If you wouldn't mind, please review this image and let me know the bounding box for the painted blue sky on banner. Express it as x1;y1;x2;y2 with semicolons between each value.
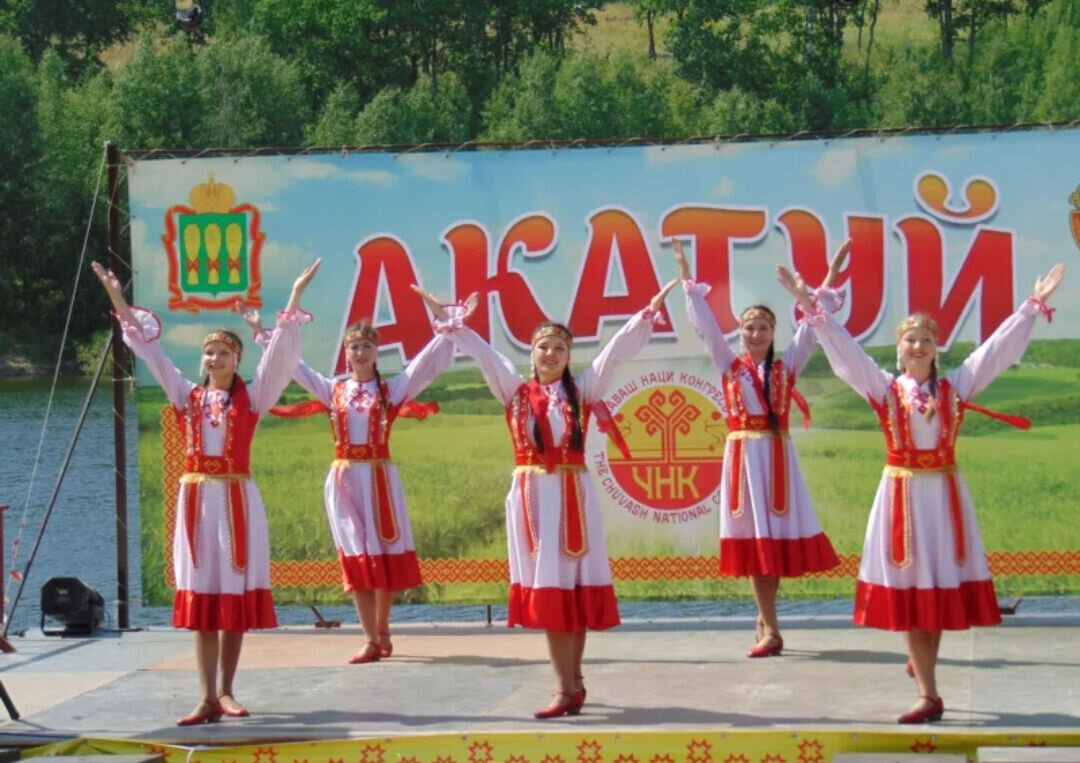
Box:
127;129;1080;384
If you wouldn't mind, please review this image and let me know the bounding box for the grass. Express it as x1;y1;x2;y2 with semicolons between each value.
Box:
137;341;1080;605
571;1;939;63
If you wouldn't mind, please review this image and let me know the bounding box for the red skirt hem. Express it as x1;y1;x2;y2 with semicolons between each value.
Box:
507;583;620;633
172;589;277;632
719;533;840;577
854;579;1002;631
339;549;423;592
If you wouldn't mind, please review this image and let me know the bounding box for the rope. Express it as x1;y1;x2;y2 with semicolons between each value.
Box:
3;144;107;626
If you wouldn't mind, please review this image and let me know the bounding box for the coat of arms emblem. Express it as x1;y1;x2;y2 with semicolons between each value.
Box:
162;177;263;312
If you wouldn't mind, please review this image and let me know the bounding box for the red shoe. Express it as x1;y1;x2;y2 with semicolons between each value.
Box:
218;694;249;718
898;696;944;724
534;690;584;719
177;700;223;726
378;631;393;659
905;659;915;678
348;641;382;664
747;634;783;658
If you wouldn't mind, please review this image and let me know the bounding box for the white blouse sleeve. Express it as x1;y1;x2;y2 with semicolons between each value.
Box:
387;333;454;405
248;309;308;416
812;312;892;404
445;327;524;407
252;327;334;407
950;300;1042;401
683;280;737;376
782;287;842;375
117;307;193;409
580;309;658;403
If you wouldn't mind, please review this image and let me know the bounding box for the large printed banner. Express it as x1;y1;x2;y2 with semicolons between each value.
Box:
128;130;1080;604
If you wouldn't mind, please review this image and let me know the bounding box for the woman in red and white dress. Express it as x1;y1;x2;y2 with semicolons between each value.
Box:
92;258;320;726
779;257;1065;724
420;280;677;719
244;291;477;664
672;241;843;658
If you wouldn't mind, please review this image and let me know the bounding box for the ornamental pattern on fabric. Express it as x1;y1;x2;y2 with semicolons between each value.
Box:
29;730;1080;763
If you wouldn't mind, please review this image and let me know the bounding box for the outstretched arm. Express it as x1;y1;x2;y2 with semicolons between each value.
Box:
92;261;192;408
777;257;890;403
953;264;1065;400
385;288;479;405
581;278;677;402
413;286;522;405
249;260;321;415
244;307;334;406
673;239;738;374
780;239;850;375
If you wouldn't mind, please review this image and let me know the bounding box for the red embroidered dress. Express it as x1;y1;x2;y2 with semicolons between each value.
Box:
684;281;840;577
258;334;453;591
810;299;1046;631
447;310;659;632
119;307;305;632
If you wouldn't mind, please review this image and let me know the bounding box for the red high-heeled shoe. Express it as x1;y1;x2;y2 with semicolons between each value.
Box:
897;696;944;724
218;694;249;718
534;690;584;719
349;641;382;664
378;631;393;658
177;700;223;726
905;659;915;678
747;634;783;658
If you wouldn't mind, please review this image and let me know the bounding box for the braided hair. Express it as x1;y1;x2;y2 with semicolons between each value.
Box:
531;322;583;454
743;305;779;433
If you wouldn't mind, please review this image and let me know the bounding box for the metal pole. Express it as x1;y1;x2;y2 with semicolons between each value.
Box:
0;505;13;652
2;334;114;639
107;142;130;631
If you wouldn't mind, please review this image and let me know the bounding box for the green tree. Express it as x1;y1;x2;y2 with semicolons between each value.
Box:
355;72;471;145
0;0;155;71
0;34;45;329
307;81;362;146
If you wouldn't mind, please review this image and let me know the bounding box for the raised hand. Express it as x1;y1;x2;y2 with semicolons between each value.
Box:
410;283;450;321
462;291;480;321
284;258;321;313
91;261;135;324
823;239;851;289
240;307;263;334
776;265;815;313
1033;264;1065;304
649;278;680;314
671;239;691;281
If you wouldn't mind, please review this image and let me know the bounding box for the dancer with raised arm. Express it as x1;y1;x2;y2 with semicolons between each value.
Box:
417;280;678;719
243;290;478;664
92;258;320;726
778;256;1064;724
672;239;842;658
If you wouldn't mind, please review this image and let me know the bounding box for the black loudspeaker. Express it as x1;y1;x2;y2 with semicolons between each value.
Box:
40;577;104;636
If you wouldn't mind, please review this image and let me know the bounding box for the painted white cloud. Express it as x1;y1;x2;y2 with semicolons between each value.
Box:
858;138;908;158
163;321;221;350
644;144;713;164
128;156;345;210
936;144;969;160
397;154;468;182
260;240;317;272
811;145;858;188
711;177;736;198
347;169;396;187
